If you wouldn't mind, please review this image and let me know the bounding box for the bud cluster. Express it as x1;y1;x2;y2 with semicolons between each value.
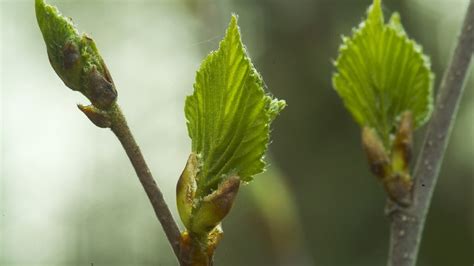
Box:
362;112;414;206
176;154;241;264
36;0;117;113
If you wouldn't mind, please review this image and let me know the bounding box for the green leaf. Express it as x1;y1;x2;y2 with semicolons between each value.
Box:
35;0;117;109
184;15;285;196
332;0;433;146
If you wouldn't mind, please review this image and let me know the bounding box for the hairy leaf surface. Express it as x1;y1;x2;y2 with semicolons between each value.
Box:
185;15;285;195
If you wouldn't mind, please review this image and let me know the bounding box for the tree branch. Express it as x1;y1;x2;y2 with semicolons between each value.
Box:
109;104;182;262
387;1;474;266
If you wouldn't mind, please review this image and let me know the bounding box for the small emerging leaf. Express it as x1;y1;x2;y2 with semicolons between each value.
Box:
332;0;433;146
35;0;117;109
185;15;286;197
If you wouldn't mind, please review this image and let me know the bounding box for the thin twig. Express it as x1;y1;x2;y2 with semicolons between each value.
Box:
387;1;474;266
109;104;182;262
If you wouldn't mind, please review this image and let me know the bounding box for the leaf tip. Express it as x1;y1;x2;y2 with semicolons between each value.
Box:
367;0;384;24
230;13;239;25
226;13;239;34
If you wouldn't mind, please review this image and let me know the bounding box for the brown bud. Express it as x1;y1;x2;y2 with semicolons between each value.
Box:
179;231;208;266
383;111;415;206
62;41;81;70
384;173;413;206
179;220;224;265
361;127;390;179
206;225;223;257
84;65;117;110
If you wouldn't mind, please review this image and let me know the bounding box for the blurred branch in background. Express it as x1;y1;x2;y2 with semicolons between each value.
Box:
249;164;313;266
388;1;474;266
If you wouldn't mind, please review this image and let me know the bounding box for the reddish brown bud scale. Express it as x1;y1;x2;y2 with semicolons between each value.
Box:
384;173;413;206
179;231;209;266
392;111;414;167
62;41;81;70
85;66;117;110
191;176;240;235
77;104;112;128
384;111;415;206
361;127;391;179
362;123;414;206
179;227;223;266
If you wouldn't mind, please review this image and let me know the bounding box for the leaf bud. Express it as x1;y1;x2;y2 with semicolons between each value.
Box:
36;0;117;110
77;104;112;128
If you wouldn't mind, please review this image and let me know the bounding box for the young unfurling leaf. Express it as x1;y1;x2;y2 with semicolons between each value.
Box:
177;15;285;252
332;0;433;147
333;0;434;206
182;14;285;199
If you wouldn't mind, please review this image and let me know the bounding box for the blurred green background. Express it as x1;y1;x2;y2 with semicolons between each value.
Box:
1;0;472;265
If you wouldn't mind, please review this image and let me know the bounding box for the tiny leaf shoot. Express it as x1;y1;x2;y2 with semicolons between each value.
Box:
177;14;286;264
185;15;286;191
332;0;434;205
333;0;433;147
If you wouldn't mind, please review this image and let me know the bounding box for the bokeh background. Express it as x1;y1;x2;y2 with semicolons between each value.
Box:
1;0;472;265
